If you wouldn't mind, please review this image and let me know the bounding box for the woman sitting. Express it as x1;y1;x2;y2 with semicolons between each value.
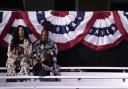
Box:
6;25;32;76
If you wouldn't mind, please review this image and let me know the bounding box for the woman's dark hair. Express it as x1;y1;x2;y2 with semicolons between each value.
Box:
10;25;29;50
41;23;49;34
42;22;49;31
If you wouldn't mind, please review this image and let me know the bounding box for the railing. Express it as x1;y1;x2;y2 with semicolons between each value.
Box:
1;75;128;79
1;67;128;89
1;86;128;89
1;67;128;70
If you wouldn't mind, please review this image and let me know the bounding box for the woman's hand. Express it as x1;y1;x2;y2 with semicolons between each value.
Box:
41;51;51;61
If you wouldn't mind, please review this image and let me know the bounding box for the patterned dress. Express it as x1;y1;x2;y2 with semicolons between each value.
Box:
32;40;60;75
6;39;32;76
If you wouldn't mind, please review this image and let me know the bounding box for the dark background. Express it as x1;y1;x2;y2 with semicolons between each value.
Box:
0;0;128;67
1;40;128;67
0;0;128;10
57;40;128;67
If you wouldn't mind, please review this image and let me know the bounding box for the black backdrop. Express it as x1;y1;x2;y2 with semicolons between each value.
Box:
0;0;128;10
1;40;128;67
0;0;128;67
57;40;128;67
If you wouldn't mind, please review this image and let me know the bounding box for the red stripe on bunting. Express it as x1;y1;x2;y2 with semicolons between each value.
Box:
113;11;128;41
81;11;124;51
93;11;110;19
82;37;123;51
57;12;96;51
51;11;69;17
0;38;8;48
20;12;40;39
0;12;16;40
0;12;16;48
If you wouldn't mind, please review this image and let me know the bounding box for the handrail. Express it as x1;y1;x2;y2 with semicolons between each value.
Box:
1;67;128;70
61;67;128;70
0;67;128;89
0;86;128;89
1;75;128;79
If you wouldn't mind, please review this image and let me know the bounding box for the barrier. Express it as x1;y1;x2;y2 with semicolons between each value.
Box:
0;67;128;89
1;67;128;70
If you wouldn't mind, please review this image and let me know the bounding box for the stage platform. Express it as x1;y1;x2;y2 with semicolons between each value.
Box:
0;67;128;89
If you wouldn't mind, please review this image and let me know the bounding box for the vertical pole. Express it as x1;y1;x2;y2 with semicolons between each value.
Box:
107;0;111;11
123;70;126;82
75;0;79;10
22;0;25;10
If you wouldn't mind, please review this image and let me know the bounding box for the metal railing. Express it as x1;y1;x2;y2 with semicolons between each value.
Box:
1;67;128;70
1;67;128;89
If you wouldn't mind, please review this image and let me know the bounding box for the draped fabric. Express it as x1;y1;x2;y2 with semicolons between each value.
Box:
113;11;128;42
82;12;123;51
0;11;15;48
44;11;93;50
0;11;128;51
0;11;37;48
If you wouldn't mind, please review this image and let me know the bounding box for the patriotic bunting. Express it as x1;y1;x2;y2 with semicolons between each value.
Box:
0;11;37;48
0;11;128;51
44;11;93;50
113;11;128;41
0;11;15;48
82;12;123;51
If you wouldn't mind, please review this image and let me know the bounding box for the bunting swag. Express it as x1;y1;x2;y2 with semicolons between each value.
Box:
0;11;15;48
0;11;128;51
45;11;94;50
20;11;43;39
82;12;123;51
113;11;128;42
22;11;93;50
0;11;37;48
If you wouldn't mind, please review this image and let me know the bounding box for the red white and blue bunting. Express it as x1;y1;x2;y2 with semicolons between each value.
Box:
82;12;123;51
0;11;37;48
0;11;15;48
21;11;94;50
113;11;128;42
44;11;93;50
0;11;128;51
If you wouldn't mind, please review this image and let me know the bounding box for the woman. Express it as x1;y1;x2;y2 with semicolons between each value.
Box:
32;26;60;77
6;25;32;76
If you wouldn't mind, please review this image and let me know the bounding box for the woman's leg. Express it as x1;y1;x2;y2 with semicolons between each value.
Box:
6;58;16;76
19;57;30;75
